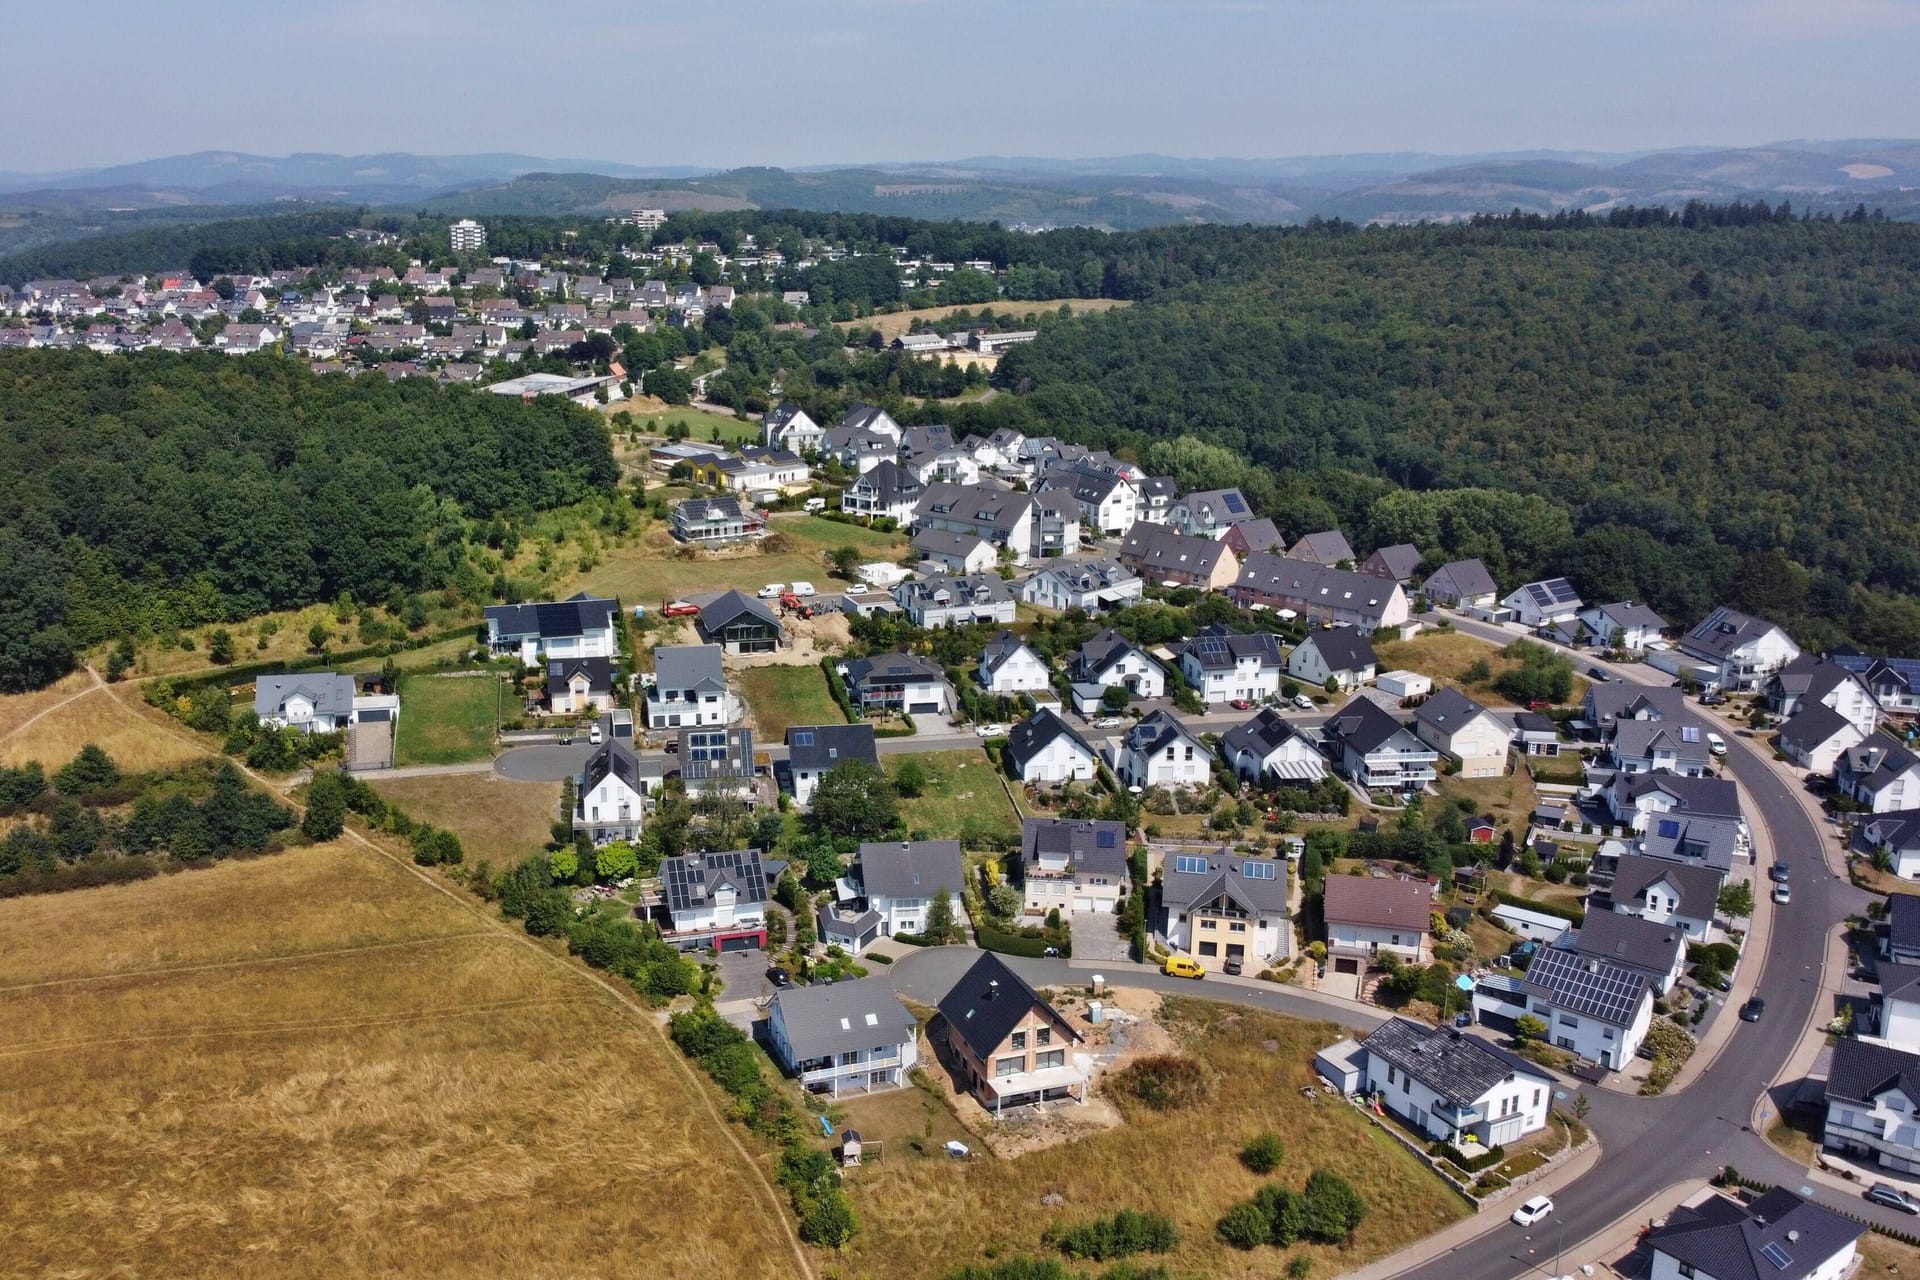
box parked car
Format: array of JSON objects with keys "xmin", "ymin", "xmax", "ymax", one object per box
[
  {"xmin": 1773, "ymin": 882, "xmax": 1791, "ymax": 905},
  {"xmin": 1511, "ymin": 1196, "xmax": 1554, "ymax": 1227},
  {"xmin": 663, "ymin": 600, "xmax": 701, "ymax": 618},
  {"xmin": 1586, "ymin": 666, "xmax": 1612, "ymax": 683},
  {"xmin": 1223, "ymin": 958, "xmax": 1244, "ymax": 976},
  {"xmin": 1867, "ymin": 1183, "xmax": 1920, "ymax": 1215},
  {"xmin": 1770, "ymin": 861, "xmax": 1790, "ymax": 883},
  {"xmin": 1093, "ymin": 716, "xmax": 1123, "ymax": 728},
  {"xmin": 789, "ymin": 581, "xmax": 817, "ymax": 597},
  {"xmin": 1740, "ymin": 996, "xmax": 1766, "ymax": 1022},
  {"xmin": 766, "ymin": 967, "xmax": 793, "ymax": 989},
  {"xmin": 1700, "ymin": 691, "xmax": 1727, "ymax": 707},
  {"xmin": 1230, "ymin": 698, "xmax": 1252, "ymax": 710},
  {"xmin": 803, "ymin": 497, "xmax": 827, "ymax": 514},
  {"xmin": 588, "ymin": 723, "xmax": 603, "ymax": 745},
  {"xmin": 1162, "ymin": 955, "xmax": 1205, "ymax": 979},
  {"xmin": 975, "ymin": 723, "xmax": 1009, "ymax": 738},
  {"xmin": 663, "ymin": 739, "xmax": 679, "ymax": 753},
  {"xmin": 757, "ymin": 583, "xmax": 786, "ymax": 599},
  {"xmin": 1707, "ymin": 731, "xmax": 1728, "ymax": 756},
  {"xmin": 1292, "ymin": 693, "xmax": 1316, "ymax": 711}
]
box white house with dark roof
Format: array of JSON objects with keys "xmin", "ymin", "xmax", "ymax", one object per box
[
  {"xmin": 1169, "ymin": 487, "xmax": 1257, "ymax": 539},
  {"xmin": 1286, "ymin": 628, "xmax": 1378, "ymax": 690},
  {"xmin": 1161, "ymin": 850, "xmax": 1291, "ymax": 972},
  {"xmin": 768, "ymin": 977, "xmax": 919, "ymax": 1097},
  {"xmin": 548, "ymin": 656, "xmax": 615, "ymax": 716},
  {"xmin": 1636, "ymin": 812, "xmax": 1743, "ymax": 878},
  {"xmin": 1870, "ymin": 962, "xmax": 1920, "ymax": 1051},
  {"xmin": 1360, "ymin": 1018, "xmax": 1553, "ymax": 1146},
  {"xmin": 854, "ymin": 839, "xmax": 964, "ymax": 937},
  {"xmin": 658, "ymin": 848, "xmax": 781, "ymax": 946},
  {"xmin": 1005, "ymin": 708, "xmax": 1099, "ymax": 784},
  {"xmin": 1229, "ymin": 555, "xmax": 1411, "ymax": 634},
  {"xmin": 1837, "ymin": 734, "xmax": 1920, "ymax": 813},
  {"xmin": 1019, "ymin": 559, "xmax": 1144, "ymax": 614},
  {"xmin": 1647, "ymin": 1187, "xmax": 1861, "ymax": 1280},
  {"xmin": 1502, "ymin": 578, "xmax": 1583, "ymax": 628},
  {"xmin": 761, "ymin": 401, "xmax": 824, "ymax": 453},
  {"xmin": 1020, "ymin": 818, "xmax": 1130, "ymax": 917},
  {"xmin": 1421, "ymin": 559, "xmax": 1498, "ymax": 609},
  {"xmin": 978, "ymin": 631, "xmax": 1052, "ymax": 695},
  {"xmin": 1825, "ymin": 1036, "xmax": 1920, "ymax": 1175},
  {"xmin": 1609, "ymin": 852, "xmax": 1722, "ymax": 941},
  {"xmin": 1036, "ymin": 462, "xmax": 1139, "ymax": 537},
  {"xmin": 1112, "ymin": 710, "xmax": 1211, "ymax": 790},
  {"xmin": 1065, "ymin": 629, "xmax": 1166, "ymax": 704},
  {"xmin": 1322, "ymin": 875, "xmax": 1431, "ymax": 964},
  {"xmin": 1578, "ymin": 601, "xmax": 1667, "ymax": 651},
  {"xmin": 1834, "ymin": 653, "xmax": 1920, "ymax": 717},
  {"xmin": 893, "ymin": 573, "xmax": 1017, "ymax": 628},
  {"xmin": 1518, "ymin": 943, "xmax": 1653, "ymax": 1069},
  {"xmin": 1861, "ymin": 810, "xmax": 1920, "ymax": 882},
  {"xmin": 485, "ymin": 593, "xmax": 619, "ymax": 667},
  {"xmin": 1766, "ymin": 655, "xmax": 1882, "ymax": 735},
  {"xmin": 1221, "ymin": 707, "xmax": 1327, "ymax": 786},
  {"xmin": 644, "ymin": 644, "xmax": 736, "ymax": 729},
  {"xmin": 1610, "ymin": 715, "xmax": 1714, "ymax": 777},
  {"xmin": 1678, "ymin": 606, "xmax": 1801, "ymax": 691},
  {"xmin": 574, "ymin": 739, "xmax": 647, "ymax": 845},
  {"xmin": 783, "ymin": 723, "xmax": 878, "ymax": 809},
  {"xmin": 254, "ymin": 673, "xmax": 358, "ymax": 733},
  {"xmin": 1177, "ymin": 624, "xmax": 1283, "ymax": 705},
  {"xmin": 1412, "ymin": 687, "xmax": 1511, "ymax": 778},
  {"xmin": 1360, "ymin": 543, "xmax": 1423, "ymax": 585},
  {"xmin": 1606, "ymin": 771, "xmax": 1741, "ymax": 832},
  {"xmin": 914, "ymin": 527, "xmax": 997, "ymax": 574},
  {"xmin": 1324, "ymin": 699, "xmax": 1440, "ymax": 792},
  {"xmin": 1556, "ymin": 912, "xmax": 1686, "ymax": 995},
  {"xmin": 840, "ymin": 652, "xmax": 946, "ymax": 716},
  {"xmin": 1776, "ymin": 702, "xmax": 1869, "ymax": 774},
  {"xmin": 840, "ymin": 459, "xmax": 923, "ymax": 525}
]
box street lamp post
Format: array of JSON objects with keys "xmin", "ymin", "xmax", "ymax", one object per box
[{"xmin": 1554, "ymin": 1217, "xmax": 1565, "ymax": 1278}]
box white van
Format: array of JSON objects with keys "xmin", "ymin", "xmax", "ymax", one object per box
[
  {"xmin": 1707, "ymin": 732, "xmax": 1727, "ymax": 756},
  {"xmin": 803, "ymin": 497, "xmax": 828, "ymax": 514}
]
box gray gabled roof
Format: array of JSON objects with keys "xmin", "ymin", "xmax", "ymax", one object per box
[
  {"xmin": 651, "ymin": 644, "xmax": 726, "ymax": 693},
  {"xmin": 1412, "ymin": 686, "xmax": 1497, "ymax": 735},
  {"xmin": 1068, "ymin": 628, "xmax": 1148, "ymax": 681},
  {"xmin": 1117, "ymin": 525, "xmax": 1232, "ymax": 577},
  {"xmin": 1179, "ymin": 487, "xmax": 1257, "ymax": 526},
  {"xmin": 486, "ymin": 593, "xmax": 617, "ymax": 641},
  {"xmin": 1680, "ymin": 606, "xmax": 1791, "ymax": 662},
  {"xmin": 1610, "ymin": 853, "xmax": 1721, "ymax": 919},
  {"xmin": 1326, "ymin": 698, "xmax": 1424, "ymax": 757},
  {"xmin": 254, "ymin": 672, "xmax": 355, "ymax": 718},
  {"xmin": 1647, "ymin": 1188, "xmax": 1863, "ymax": 1280},
  {"xmin": 1519, "ymin": 944, "xmax": 1649, "ymax": 1028},
  {"xmin": 1288, "ymin": 529, "xmax": 1356, "ymax": 564},
  {"xmin": 1613, "ymin": 770, "xmax": 1741, "ymax": 819},
  {"xmin": 1160, "ymin": 851, "xmax": 1290, "ymax": 918},
  {"xmin": 1841, "ymin": 733, "xmax": 1920, "ymax": 792},
  {"xmin": 1361, "ymin": 1017, "xmax": 1551, "ymax": 1110},
  {"xmin": 1585, "ymin": 681, "xmax": 1686, "ymax": 728},
  {"xmin": 1558, "ymin": 913, "xmax": 1683, "ymax": 978},
  {"xmin": 1222, "ymin": 706, "xmax": 1314, "ymax": 763},
  {"xmin": 1891, "ymin": 894, "xmax": 1920, "ymax": 955},
  {"xmin": 660, "ymin": 847, "xmax": 777, "ymax": 915},
  {"xmin": 1589, "ymin": 600, "xmax": 1668, "ymax": 631},
  {"xmin": 1021, "ymin": 817, "xmax": 1129, "ymax": 877},
  {"xmin": 699, "ymin": 589, "xmax": 783, "ymax": 635},
  {"xmin": 771, "ymin": 976, "xmax": 918, "ymax": 1062},
  {"xmin": 1640, "ymin": 813, "xmax": 1741, "ymax": 874},
  {"xmin": 851, "ymin": 459, "xmax": 920, "ymax": 507},
  {"xmin": 1863, "ymin": 808, "xmax": 1920, "ymax": 855},
  {"xmin": 1827, "ymin": 1035, "xmax": 1920, "ymax": 1108},
  {"xmin": 1775, "ymin": 702, "xmax": 1859, "ymax": 755},
  {"xmin": 1006, "ymin": 707, "xmax": 1098, "ymax": 773},
  {"xmin": 1423, "ymin": 558, "xmax": 1497, "ymax": 600},
  {"xmin": 1121, "ymin": 708, "xmax": 1206, "ymax": 759},
  {"xmin": 856, "ymin": 839, "xmax": 964, "ymax": 902},
  {"xmin": 1180, "ymin": 624, "xmax": 1282, "ymax": 671},
  {"xmin": 1230, "ymin": 517, "xmax": 1285, "ymax": 553},
  {"xmin": 1364, "ymin": 543, "xmax": 1423, "ymax": 581},
  {"xmin": 548, "ymin": 655, "xmax": 614, "ymax": 695},
  {"xmin": 784, "ymin": 723, "xmax": 877, "ymax": 773},
  {"xmin": 981, "ymin": 630, "xmax": 1043, "ymax": 678},
  {"xmin": 842, "ymin": 651, "xmax": 942, "ymax": 690},
  {"xmin": 1612, "ymin": 716, "xmax": 1712, "ymax": 769},
  {"xmin": 581, "ymin": 737, "xmax": 645, "ymax": 802},
  {"xmin": 1299, "ymin": 627, "xmax": 1378, "ymax": 674},
  {"xmin": 914, "ymin": 526, "xmax": 991, "ymax": 562}
]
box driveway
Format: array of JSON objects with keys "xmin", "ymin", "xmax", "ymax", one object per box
[
  {"xmin": 713, "ymin": 946, "xmax": 775, "ymax": 1030},
  {"xmin": 1067, "ymin": 912, "xmax": 1132, "ymax": 964},
  {"xmin": 496, "ymin": 743, "xmax": 594, "ymax": 781}
]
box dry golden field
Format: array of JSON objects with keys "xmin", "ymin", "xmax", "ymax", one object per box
[
  {"xmin": 0, "ymin": 839, "xmax": 806, "ymax": 1279},
  {"xmin": 0, "ymin": 674, "xmax": 207, "ymax": 772},
  {"xmin": 369, "ymin": 772, "xmax": 561, "ymax": 867}
]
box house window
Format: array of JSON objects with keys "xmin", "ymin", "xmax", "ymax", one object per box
[
  {"xmin": 1036, "ymin": 1049, "xmax": 1065, "ymax": 1071},
  {"xmin": 1558, "ymin": 1013, "xmax": 1577, "ymax": 1028},
  {"xmin": 1036, "ymin": 1027, "xmax": 1051, "ymax": 1047},
  {"xmin": 1532, "ymin": 1090, "xmax": 1541, "ymax": 1108},
  {"xmin": 1387, "ymin": 1066, "xmax": 1398, "ymax": 1086},
  {"xmin": 1678, "ymin": 1265, "xmax": 1697, "ymax": 1280},
  {"xmin": 1011, "ymin": 1031, "xmax": 1026, "ymax": 1051},
  {"xmin": 1230, "ymin": 922, "xmax": 1246, "ymax": 933},
  {"xmin": 996, "ymin": 1056, "xmax": 1024, "ymax": 1078}
]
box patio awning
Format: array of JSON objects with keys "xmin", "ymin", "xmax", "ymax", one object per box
[
  {"xmin": 983, "ymin": 1063, "xmax": 1088, "ymax": 1099},
  {"xmin": 1266, "ymin": 760, "xmax": 1328, "ymax": 782}
]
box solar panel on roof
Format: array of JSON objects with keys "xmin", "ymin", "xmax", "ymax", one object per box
[
  {"xmin": 1681, "ymin": 726, "xmax": 1700, "ymax": 743},
  {"xmin": 1759, "ymin": 1241, "xmax": 1792, "ymax": 1270},
  {"xmin": 1657, "ymin": 819, "xmax": 1681, "ymax": 838},
  {"xmin": 792, "ymin": 730, "xmax": 815, "ymax": 747},
  {"xmin": 1221, "ymin": 492, "xmax": 1246, "ymax": 514},
  {"xmin": 1095, "ymin": 829, "xmax": 1117, "ymax": 849}
]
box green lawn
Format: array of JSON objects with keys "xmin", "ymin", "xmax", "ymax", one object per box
[
  {"xmin": 737, "ymin": 664, "xmax": 846, "ymax": 739},
  {"xmin": 768, "ymin": 512, "xmax": 907, "ymax": 556},
  {"xmin": 895, "ymin": 748, "xmax": 1023, "ymax": 849},
  {"xmin": 630, "ymin": 406, "xmax": 760, "ymax": 443},
  {"xmin": 394, "ymin": 673, "xmax": 503, "ymax": 765},
  {"xmin": 576, "ymin": 524, "xmax": 910, "ymax": 608}
]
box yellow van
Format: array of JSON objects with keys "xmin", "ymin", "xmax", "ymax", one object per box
[{"xmin": 1162, "ymin": 955, "xmax": 1206, "ymax": 979}]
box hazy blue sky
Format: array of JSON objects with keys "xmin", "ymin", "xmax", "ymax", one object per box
[{"xmin": 6, "ymin": 0, "xmax": 1920, "ymax": 171}]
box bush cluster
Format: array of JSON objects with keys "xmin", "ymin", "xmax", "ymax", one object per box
[
  {"xmin": 1046, "ymin": 1209, "xmax": 1177, "ymax": 1261},
  {"xmin": 1217, "ymin": 1169, "xmax": 1369, "ymax": 1251}
]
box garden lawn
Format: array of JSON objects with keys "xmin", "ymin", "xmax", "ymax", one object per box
[
  {"xmin": 394, "ymin": 673, "xmax": 502, "ymax": 766},
  {"xmin": 627, "ymin": 405, "xmax": 760, "ymax": 443},
  {"xmin": 737, "ymin": 664, "xmax": 845, "ymax": 739},
  {"xmin": 1433, "ymin": 770, "xmax": 1538, "ymax": 835},
  {"xmin": 895, "ymin": 748, "xmax": 1022, "ymax": 849}
]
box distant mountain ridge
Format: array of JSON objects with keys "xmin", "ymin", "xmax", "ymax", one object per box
[{"xmin": 3, "ymin": 142, "xmax": 1919, "ymax": 228}]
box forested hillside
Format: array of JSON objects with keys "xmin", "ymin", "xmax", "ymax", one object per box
[
  {"xmin": 946, "ymin": 218, "xmax": 1920, "ymax": 653},
  {"xmin": 0, "ymin": 351, "xmax": 619, "ymax": 691}
]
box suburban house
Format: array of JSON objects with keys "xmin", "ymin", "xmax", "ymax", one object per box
[
  {"xmin": 1065, "ymin": 629, "xmax": 1167, "ymax": 706},
  {"xmin": 1020, "ymin": 817, "xmax": 1130, "ymax": 917},
  {"xmin": 1324, "ymin": 699, "xmax": 1441, "ymax": 793},
  {"xmin": 1502, "ymin": 578, "xmax": 1584, "ymax": 629},
  {"xmin": 1229, "ymin": 555, "xmax": 1411, "ymax": 634},
  {"xmin": 1322, "ymin": 875, "xmax": 1431, "ymax": 966},
  {"xmin": 840, "ymin": 652, "xmax": 946, "ymax": 717},
  {"xmin": 1582, "ymin": 682, "xmax": 1687, "ymax": 735},
  {"xmin": 1221, "ymin": 707, "xmax": 1328, "ymax": 786},
  {"xmin": 839, "ymin": 459, "xmax": 924, "ymax": 526},
  {"xmin": 697, "ymin": 591, "xmax": 784, "ymax": 655},
  {"xmin": 1161, "ymin": 850, "xmax": 1291, "ymax": 972},
  {"xmin": 1036, "ymin": 462, "xmax": 1138, "ymax": 537},
  {"xmin": 643, "ymin": 644, "xmax": 736, "ymax": 729},
  {"xmin": 1608, "ymin": 853, "xmax": 1722, "ymax": 940},
  {"xmin": 1005, "ymin": 708, "xmax": 1101, "ymax": 785},
  {"xmin": 822, "ymin": 403, "xmax": 903, "ymax": 473},
  {"xmin": 1115, "ymin": 525, "xmax": 1240, "ymax": 589},
  {"xmin": 1112, "ymin": 710, "xmax": 1212, "ymax": 791},
  {"xmin": 1834, "ymin": 652, "xmax": 1920, "ymax": 718},
  {"xmin": 675, "ymin": 726, "xmax": 756, "ymax": 801},
  {"xmin": 853, "ymin": 839, "xmax": 964, "ymax": 937},
  {"xmin": 1893, "ymin": 896, "xmax": 1920, "ymax": 965},
  {"xmin": 657, "ymin": 848, "xmax": 782, "ymax": 949},
  {"xmin": 254, "ymin": 673, "xmax": 358, "ymax": 733},
  {"xmin": 574, "ymin": 739, "xmax": 647, "ymax": 845},
  {"xmin": 547, "ymin": 656, "xmax": 615, "ymax": 716},
  {"xmin": 1019, "ymin": 559, "xmax": 1144, "ymax": 613},
  {"xmin": 1605, "ymin": 771, "xmax": 1742, "ymax": 832},
  {"xmin": 978, "ymin": 631, "xmax": 1053, "ymax": 695},
  {"xmin": 1826, "ymin": 1038, "xmax": 1920, "ymax": 1178},
  {"xmin": 767, "ymin": 978, "xmax": 920, "ymax": 1097},
  {"xmin": 485, "ymin": 593, "xmax": 618, "ymax": 666},
  {"xmin": 914, "ymin": 482, "xmax": 1075, "ymax": 566},
  {"xmin": 1518, "ymin": 943, "xmax": 1653, "ymax": 1069},
  {"xmin": 782, "ymin": 723, "xmax": 878, "ymax": 809},
  {"xmin": 1766, "ymin": 655, "xmax": 1883, "ymax": 736},
  {"xmin": 1222, "ymin": 517, "xmax": 1286, "ymax": 558},
  {"xmin": 1636, "ymin": 812, "xmax": 1743, "ymax": 878},
  {"xmin": 688, "ymin": 449, "xmax": 809, "ymax": 499},
  {"xmin": 1177, "ymin": 625, "xmax": 1284, "ymax": 705},
  {"xmin": 1837, "ymin": 734, "xmax": 1920, "ymax": 814},
  {"xmin": 761, "ymin": 401, "xmax": 824, "ymax": 453},
  {"xmin": 1610, "ymin": 716, "xmax": 1714, "ymax": 777},
  {"xmin": 1862, "ymin": 810, "xmax": 1920, "ymax": 882},
  {"xmin": 1169, "ymin": 487, "xmax": 1257, "ymax": 539},
  {"xmin": 913, "ymin": 528, "xmax": 997, "ymax": 574},
  {"xmin": 893, "ymin": 573, "xmax": 1017, "ymax": 628},
  {"xmin": 935, "ymin": 952, "xmax": 1087, "ymax": 1115},
  {"xmin": 1513, "ymin": 710, "xmax": 1564, "ymax": 757},
  {"xmin": 1286, "ymin": 529, "xmax": 1357, "ymax": 566},
  {"xmin": 1412, "ymin": 688, "xmax": 1512, "ymax": 778},
  {"xmin": 1421, "ymin": 559, "xmax": 1498, "ymax": 609},
  {"xmin": 1777, "ymin": 702, "xmax": 1870, "ymax": 774},
  {"xmin": 670, "ymin": 495, "xmax": 763, "ymax": 545},
  {"xmin": 1646, "ymin": 1188, "xmax": 1862, "ymax": 1280},
  {"xmin": 1286, "ymin": 628, "xmax": 1378, "ymax": 691},
  {"xmin": 1360, "ymin": 1018, "xmax": 1553, "ymax": 1147},
  {"xmin": 1872, "ymin": 963, "xmax": 1920, "ymax": 1052},
  {"xmin": 1578, "ymin": 601, "xmax": 1668, "ymax": 651},
  {"xmin": 1678, "ymin": 606, "xmax": 1802, "ymax": 692},
  {"xmin": 1359, "ymin": 543, "xmax": 1424, "ymax": 585},
  {"xmin": 1556, "ymin": 912, "xmax": 1687, "ymax": 995}
]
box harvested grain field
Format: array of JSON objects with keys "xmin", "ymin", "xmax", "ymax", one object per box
[
  {"xmin": 370, "ymin": 772, "xmax": 561, "ymax": 867},
  {"xmin": 0, "ymin": 839, "xmax": 804, "ymax": 1280}
]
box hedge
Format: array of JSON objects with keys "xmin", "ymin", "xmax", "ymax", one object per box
[
  {"xmin": 1431, "ymin": 1141, "xmax": 1506, "ymax": 1173},
  {"xmin": 143, "ymin": 622, "xmax": 480, "ymax": 700},
  {"xmin": 976, "ymin": 922, "xmax": 1070, "ymax": 959},
  {"xmin": 1489, "ymin": 888, "xmax": 1585, "ymax": 926}
]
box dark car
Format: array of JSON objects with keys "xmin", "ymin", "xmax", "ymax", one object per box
[
  {"xmin": 1867, "ymin": 1183, "xmax": 1920, "ymax": 1215},
  {"xmin": 1586, "ymin": 666, "xmax": 1612, "ymax": 682},
  {"xmin": 1770, "ymin": 861, "xmax": 1791, "ymax": 884},
  {"xmin": 1223, "ymin": 958, "xmax": 1244, "ymax": 976},
  {"xmin": 1700, "ymin": 692, "xmax": 1727, "ymax": 707},
  {"xmin": 766, "ymin": 967, "xmax": 792, "ymax": 989},
  {"xmin": 663, "ymin": 739, "xmax": 679, "ymax": 753},
  {"xmin": 1740, "ymin": 997, "xmax": 1766, "ymax": 1022}
]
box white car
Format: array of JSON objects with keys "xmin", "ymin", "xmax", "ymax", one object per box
[
  {"xmin": 975, "ymin": 723, "xmax": 1009, "ymax": 738},
  {"xmin": 1511, "ymin": 1195, "xmax": 1554, "ymax": 1227},
  {"xmin": 588, "ymin": 724, "xmax": 603, "ymax": 745},
  {"xmin": 1707, "ymin": 731, "xmax": 1728, "ymax": 756},
  {"xmin": 1773, "ymin": 882, "xmax": 1791, "ymax": 905},
  {"xmin": 789, "ymin": 581, "xmax": 817, "ymax": 597},
  {"xmin": 757, "ymin": 583, "xmax": 786, "ymax": 599},
  {"xmin": 1292, "ymin": 694, "xmax": 1316, "ymax": 711}
]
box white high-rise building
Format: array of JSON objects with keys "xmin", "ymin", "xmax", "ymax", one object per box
[{"xmin": 449, "ymin": 219, "xmax": 487, "ymax": 252}]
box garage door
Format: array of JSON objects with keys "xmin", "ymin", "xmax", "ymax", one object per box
[
  {"xmin": 908, "ymin": 701, "xmax": 940, "ymax": 714},
  {"xmin": 358, "ymin": 709, "xmax": 392, "ymax": 722},
  {"xmin": 718, "ymin": 934, "xmax": 760, "ymax": 953},
  {"xmin": 1334, "ymin": 957, "xmax": 1360, "ymax": 975},
  {"xmin": 1074, "ymin": 897, "xmax": 1097, "ymax": 913}
]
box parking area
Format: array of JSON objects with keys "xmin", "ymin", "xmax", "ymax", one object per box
[
  {"xmin": 346, "ymin": 718, "xmax": 394, "ymax": 771},
  {"xmin": 1068, "ymin": 912, "xmax": 1132, "ymax": 963},
  {"xmin": 714, "ymin": 945, "xmax": 775, "ymax": 1029}
]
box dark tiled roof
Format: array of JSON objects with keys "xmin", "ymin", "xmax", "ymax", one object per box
[
  {"xmin": 1181, "ymin": 624, "xmax": 1282, "ymax": 671},
  {"xmin": 1424, "ymin": 558, "xmax": 1496, "ymax": 599},
  {"xmin": 1827, "ymin": 1034, "xmax": 1920, "ymax": 1108},
  {"xmin": 1299, "ymin": 627, "xmax": 1377, "ymax": 674},
  {"xmin": 1160, "ymin": 852, "xmax": 1290, "ymax": 917},
  {"xmin": 1610, "ymin": 853, "xmax": 1722, "ymax": 919},
  {"xmin": 1326, "ymin": 698, "xmax": 1418, "ymax": 756},
  {"xmin": 1322, "ymin": 875, "xmax": 1431, "ymax": 930},
  {"xmin": 547, "ymin": 655, "xmax": 613, "ymax": 695},
  {"xmin": 1021, "ymin": 817, "xmax": 1129, "ymax": 878},
  {"xmin": 856, "ymin": 839, "xmax": 964, "ymax": 901},
  {"xmin": 842, "ymin": 651, "xmax": 942, "ymax": 690},
  {"xmin": 1680, "ymin": 606, "xmax": 1790, "ymax": 661},
  {"xmin": 1776, "ymin": 702, "xmax": 1857, "ymax": 754},
  {"xmin": 937, "ymin": 952, "xmax": 1081, "ymax": 1062},
  {"xmin": 772, "ymin": 977, "xmax": 918, "ymax": 1063},
  {"xmin": 1647, "ymin": 1188, "xmax": 1862, "ymax": 1280},
  {"xmin": 699, "ymin": 589, "xmax": 783, "ymax": 635},
  {"xmin": 486, "ymin": 593, "xmax": 617, "ymax": 641},
  {"xmin": 1559, "ymin": 913, "xmax": 1683, "ymax": 977},
  {"xmin": 1222, "ymin": 706, "xmax": 1312, "ymax": 761},
  {"xmin": 1361, "ymin": 1017, "xmax": 1550, "ymax": 1109},
  {"xmin": 785, "ymin": 724, "xmax": 877, "ymax": 773},
  {"xmin": 1413, "ymin": 686, "xmax": 1495, "ymax": 734},
  {"xmin": 1006, "ymin": 708, "xmax": 1098, "ymax": 774},
  {"xmin": 1890, "ymin": 894, "xmax": 1920, "ymax": 955},
  {"xmin": 660, "ymin": 848, "xmax": 776, "ymax": 916}
]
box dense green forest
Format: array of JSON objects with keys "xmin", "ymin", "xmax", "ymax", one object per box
[
  {"xmin": 902, "ymin": 217, "xmax": 1920, "ymax": 654},
  {"xmin": 0, "ymin": 350, "xmax": 619, "ymax": 691}
]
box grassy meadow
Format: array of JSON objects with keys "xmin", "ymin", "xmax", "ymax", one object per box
[
  {"xmin": 369, "ymin": 773, "xmax": 561, "ymax": 868},
  {"xmin": 895, "ymin": 748, "xmax": 1023, "ymax": 848},
  {"xmin": 393, "ymin": 673, "xmax": 503, "ymax": 765},
  {"xmin": 736, "ymin": 665, "xmax": 845, "ymax": 740}
]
